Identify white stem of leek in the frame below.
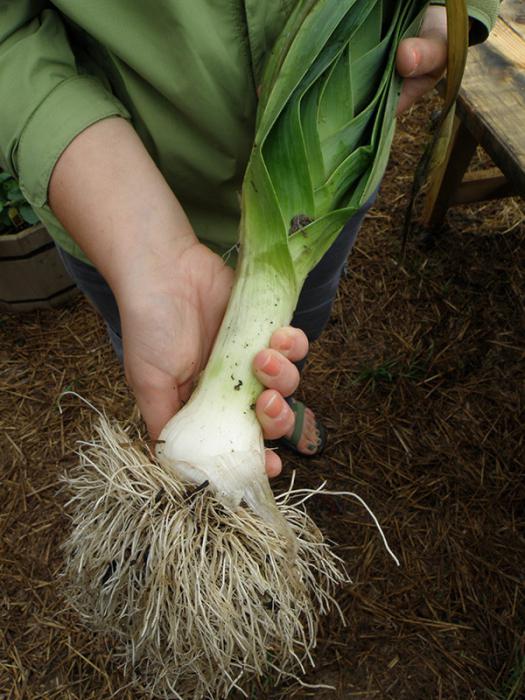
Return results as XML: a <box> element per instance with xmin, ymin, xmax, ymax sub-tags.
<box><xmin>156</xmin><ymin>251</ymin><xmax>299</xmax><ymax>553</ymax></box>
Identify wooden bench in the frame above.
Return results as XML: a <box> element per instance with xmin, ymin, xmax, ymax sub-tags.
<box><xmin>422</xmin><ymin>0</ymin><xmax>525</xmax><ymax>229</ymax></box>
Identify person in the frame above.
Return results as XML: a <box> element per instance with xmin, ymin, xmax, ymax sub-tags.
<box><xmin>0</xmin><ymin>1</ymin><xmax>499</xmax><ymax>477</ymax></box>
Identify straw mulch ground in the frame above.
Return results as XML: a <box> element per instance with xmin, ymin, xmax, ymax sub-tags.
<box><xmin>1</xmin><ymin>96</ymin><xmax>524</xmax><ymax>700</ymax></box>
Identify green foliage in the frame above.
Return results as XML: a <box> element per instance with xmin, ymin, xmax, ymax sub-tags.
<box><xmin>355</xmin><ymin>358</ymin><xmax>427</xmax><ymax>387</ymax></box>
<box><xmin>0</xmin><ymin>172</ymin><xmax>39</xmax><ymax>235</ymax></box>
<box><xmin>246</xmin><ymin>0</ymin><xmax>432</xmax><ymax>288</ymax></box>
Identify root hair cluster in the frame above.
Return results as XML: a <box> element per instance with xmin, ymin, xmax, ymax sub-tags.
<box><xmin>63</xmin><ymin>418</ymin><xmax>347</xmax><ymax>699</ymax></box>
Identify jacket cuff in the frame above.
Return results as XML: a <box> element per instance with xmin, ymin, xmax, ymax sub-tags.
<box><xmin>430</xmin><ymin>1</ymin><xmax>499</xmax><ymax>45</ymax></box>
<box><xmin>16</xmin><ymin>75</ymin><xmax>130</xmax><ymax>208</ymax></box>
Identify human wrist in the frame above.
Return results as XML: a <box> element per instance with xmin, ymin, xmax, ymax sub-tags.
<box><xmin>111</xmin><ymin>229</ymin><xmax>199</xmax><ymax>306</ymax></box>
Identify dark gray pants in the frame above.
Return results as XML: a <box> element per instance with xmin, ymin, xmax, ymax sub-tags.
<box><xmin>58</xmin><ymin>197</ymin><xmax>375</xmax><ymax>364</ymax></box>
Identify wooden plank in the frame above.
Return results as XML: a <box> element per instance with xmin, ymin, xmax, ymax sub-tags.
<box><xmin>422</xmin><ymin>7</ymin><xmax>524</xmax><ymax>230</ymax></box>
<box><xmin>501</xmin><ymin>0</ymin><xmax>525</xmax><ymax>43</ymax></box>
<box><xmin>491</xmin><ymin>14</ymin><xmax>525</xmax><ymax>68</ymax></box>
<box><xmin>456</xmin><ymin>15</ymin><xmax>525</xmax><ymax>194</ymax></box>
<box><xmin>452</xmin><ymin>169</ymin><xmax>517</xmax><ymax>204</ymax></box>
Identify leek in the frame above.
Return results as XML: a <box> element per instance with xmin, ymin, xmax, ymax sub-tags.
<box><xmin>157</xmin><ymin>0</ymin><xmax>428</xmax><ymax>543</ymax></box>
<box><xmin>64</xmin><ymin>1</ymin><xmax>468</xmax><ymax>698</ymax></box>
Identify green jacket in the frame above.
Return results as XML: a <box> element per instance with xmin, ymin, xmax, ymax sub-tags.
<box><xmin>0</xmin><ymin>1</ymin><xmax>500</xmax><ymax>264</ymax></box>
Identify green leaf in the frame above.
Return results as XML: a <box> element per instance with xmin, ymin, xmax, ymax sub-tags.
<box><xmin>321</xmin><ymin>102</ymin><xmax>376</xmax><ymax>176</ymax></box>
<box><xmin>317</xmin><ymin>45</ymin><xmax>354</xmax><ymax>140</ymax></box>
<box><xmin>299</xmin><ymin>82</ymin><xmax>325</xmax><ymax>191</ymax></box>
<box><xmin>315</xmin><ymin>145</ymin><xmax>372</xmax><ymax>212</ymax></box>
<box><xmin>8</xmin><ymin>192</ymin><xmax>26</xmax><ymax>208</ymax></box>
<box><xmin>308</xmin><ymin>0</ymin><xmax>379</xmax><ymax>141</ymax></box>
<box><xmin>351</xmin><ymin>29</ymin><xmax>392</xmax><ymax>115</ymax></box>
<box><xmin>19</xmin><ymin>204</ymin><xmax>39</xmax><ymax>225</ymax></box>
<box><xmin>257</xmin><ymin>0</ymin><xmax>358</xmax><ymax>143</ymax></box>
<box><xmin>349</xmin><ymin>0</ymin><xmax>382</xmax><ymax>59</ymax></box>
<box><xmin>242</xmin><ymin>148</ymin><xmax>290</xmax><ymax>267</ymax></box>
<box><xmin>263</xmin><ymin>96</ymin><xmax>315</xmax><ymax>227</ymax></box>
<box><xmin>288</xmin><ymin>207</ymin><xmax>358</xmax><ymax>279</ymax></box>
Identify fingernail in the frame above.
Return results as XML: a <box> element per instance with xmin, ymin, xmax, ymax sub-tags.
<box><xmin>407</xmin><ymin>48</ymin><xmax>419</xmax><ymax>77</ymax></box>
<box><xmin>263</xmin><ymin>393</ymin><xmax>281</xmax><ymax>418</ymax></box>
<box><xmin>259</xmin><ymin>353</ymin><xmax>280</xmax><ymax>377</ymax></box>
<box><xmin>279</xmin><ymin>341</ymin><xmax>293</xmax><ymax>355</ymax></box>
<box><xmin>275</xmin><ymin>330</ymin><xmax>293</xmax><ymax>352</ymax></box>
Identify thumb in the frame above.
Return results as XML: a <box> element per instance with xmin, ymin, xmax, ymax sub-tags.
<box><xmin>397</xmin><ymin>35</ymin><xmax>448</xmax><ymax>79</ymax></box>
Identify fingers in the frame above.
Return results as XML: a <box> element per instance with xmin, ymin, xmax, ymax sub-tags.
<box><xmin>397</xmin><ymin>74</ymin><xmax>440</xmax><ymax>116</ymax></box>
<box><xmin>269</xmin><ymin>326</ymin><xmax>309</xmax><ymax>362</ymax></box>
<box><xmin>253</xmin><ymin>326</ymin><xmax>308</xmax><ymax>396</ymax></box>
<box><xmin>252</xmin><ymin>349</ymin><xmax>301</xmax><ymax>397</ymax></box>
<box><xmin>252</xmin><ymin>326</ymin><xmax>308</xmax><ymax>397</ymax></box>
<box><xmin>264</xmin><ymin>448</ymin><xmax>282</xmax><ymax>478</ymax></box>
<box><xmin>396</xmin><ymin>35</ymin><xmax>448</xmax><ymax>115</ymax></box>
<box><xmin>397</xmin><ymin>4</ymin><xmax>447</xmax><ymax>81</ymax></box>
<box><xmin>395</xmin><ymin>4</ymin><xmax>448</xmax><ymax>116</ymax></box>
<box><xmin>396</xmin><ymin>36</ymin><xmax>448</xmax><ymax>80</ymax></box>
<box><xmin>252</xmin><ymin>326</ymin><xmax>307</xmax><ymax>443</ymax></box>
<box><xmin>255</xmin><ymin>389</ymin><xmax>295</xmax><ymax>440</ymax></box>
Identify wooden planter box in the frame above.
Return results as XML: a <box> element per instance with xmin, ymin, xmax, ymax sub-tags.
<box><xmin>0</xmin><ymin>223</ymin><xmax>78</xmax><ymax>313</ymax></box>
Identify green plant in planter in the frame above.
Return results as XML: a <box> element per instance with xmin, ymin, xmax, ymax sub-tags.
<box><xmin>0</xmin><ymin>172</ymin><xmax>39</xmax><ymax>234</ymax></box>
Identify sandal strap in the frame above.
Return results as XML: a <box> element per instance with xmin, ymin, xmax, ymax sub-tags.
<box><xmin>287</xmin><ymin>398</ymin><xmax>305</xmax><ymax>447</ymax></box>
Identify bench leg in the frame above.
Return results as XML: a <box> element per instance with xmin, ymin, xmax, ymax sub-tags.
<box><xmin>453</xmin><ymin>168</ymin><xmax>517</xmax><ymax>204</ymax></box>
<box><xmin>421</xmin><ymin>114</ymin><xmax>478</xmax><ymax>231</ymax></box>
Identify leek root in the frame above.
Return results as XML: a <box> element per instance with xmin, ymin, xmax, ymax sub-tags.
<box><xmin>64</xmin><ymin>420</ymin><xmax>346</xmax><ymax>699</ymax></box>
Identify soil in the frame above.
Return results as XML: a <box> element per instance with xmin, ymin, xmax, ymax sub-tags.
<box><xmin>1</xmin><ymin>95</ymin><xmax>523</xmax><ymax>699</ymax></box>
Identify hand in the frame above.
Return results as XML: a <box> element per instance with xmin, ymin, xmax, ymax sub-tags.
<box><xmin>396</xmin><ymin>5</ymin><xmax>448</xmax><ymax>115</ymax></box>
<box><xmin>253</xmin><ymin>326</ymin><xmax>309</xmax><ymax>478</ymax></box>
<box><xmin>117</xmin><ymin>240</ymin><xmax>233</xmax><ymax>439</ymax></box>
<box><xmin>117</xmin><ymin>240</ymin><xmax>308</xmax><ymax>479</ymax></box>
<box><xmin>48</xmin><ymin>117</ymin><xmax>308</xmax><ymax>479</ymax></box>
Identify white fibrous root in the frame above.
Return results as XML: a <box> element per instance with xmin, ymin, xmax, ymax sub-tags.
<box><xmin>62</xmin><ymin>417</ymin><xmax>347</xmax><ymax>699</ymax></box>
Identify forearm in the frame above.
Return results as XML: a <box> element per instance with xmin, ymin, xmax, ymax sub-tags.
<box><xmin>48</xmin><ymin>117</ymin><xmax>197</xmax><ymax>300</ymax></box>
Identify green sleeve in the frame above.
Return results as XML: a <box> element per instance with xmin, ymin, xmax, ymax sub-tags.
<box><xmin>0</xmin><ymin>1</ymin><xmax>130</xmax><ymax>209</ymax></box>
<box><xmin>431</xmin><ymin>0</ymin><xmax>501</xmax><ymax>45</ymax></box>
